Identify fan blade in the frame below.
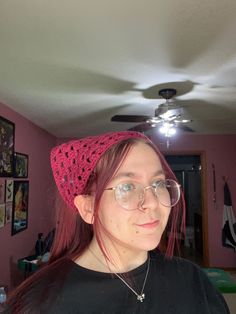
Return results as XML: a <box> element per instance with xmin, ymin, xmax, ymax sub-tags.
<box><xmin>178</xmin><ymin>125</ymin><xmax>195</xmax><ymax>132</ymax></box>
<box><xmin>111</xmin><ymin>115</ymin><xmax>151</xmax><ymax>123</ymax></box>
<box><xmin>128</xmin><ymin>123</ymin><xmax>153</xmax><ymax>132</ymax></box>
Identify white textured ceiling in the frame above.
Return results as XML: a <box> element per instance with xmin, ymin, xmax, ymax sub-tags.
<box><xmin>1</xmin><ymin>0</ymin><xmax>236</xmax><ymax>138</ymax></box>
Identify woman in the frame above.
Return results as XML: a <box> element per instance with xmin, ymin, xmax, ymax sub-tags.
<box><xmin>7</xmin><ymin>131</ymin><xmax>229</xmax><ymax>313</ymax></box>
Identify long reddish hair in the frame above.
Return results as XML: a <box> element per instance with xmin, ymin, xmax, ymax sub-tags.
<box><xmin>7</xmin><ymin>137</ymin><xmax>185</xmax><ymax>312</ymax></box>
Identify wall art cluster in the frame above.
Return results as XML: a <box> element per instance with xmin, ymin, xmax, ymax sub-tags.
<box><xmin>0</xmin><ymin>116</ymin><xmax>29</xmax><ymax>235</ymax></box>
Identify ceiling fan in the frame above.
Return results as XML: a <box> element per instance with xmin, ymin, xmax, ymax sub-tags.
<box><xmin>111</xmin><ymin>88</ymin><xmax>194</xmax><ymax>136</ymax></box>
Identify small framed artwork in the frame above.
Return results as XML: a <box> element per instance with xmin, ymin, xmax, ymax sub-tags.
<box><xmin>12</xmin><ymin>180</ymin><xmax>29</xmax><ymax>235</ymax></box>
<box><xmin>5</xmin><ymin>179</ymin><xmax>13</xmax><ymax>202</ymax></box>
<box><xmin>0</xmin><ymin>116</ymin><xmax>15</xmax><ymax>177</ymax></box>
<box><xmin>14</xmin><ymin>153</ymin><xmax>29</xmax><ymax>178</ymax></box>
<box><xmin>0</xmin><ymin>179</ymin><xmax>5</xmax><ymax>203</ymax></box>
<box><xmin>5</xmin><ymin>202</ymin><xmax>12</xmax><ymax>223</ymax></box>
<box><xmin>0</xmin><ymin>204</ymin><xmax>5</xmax><ymax>228</ymax></box>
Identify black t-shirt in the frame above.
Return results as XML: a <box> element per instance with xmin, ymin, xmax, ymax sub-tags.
<box><xmin>9</xmin><ymin>251</ymin><xmax>230</xmax><ymax>314</ymax></box>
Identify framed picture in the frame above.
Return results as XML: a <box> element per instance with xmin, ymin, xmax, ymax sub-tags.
<box><xmin>14</xmin><ymin>153</ymin><xmax>28</xmax><ymax>178</ymax></box>
<box><xmin>5</xmin><ymin>202</ymin><xmax>12</xmax><ymax>223</ymax></box>
<box><xmin>0</xmin><ymin>179</ymin><xmax>5</xmax><ymax>203</ymax></box>
<box><xmin>12</xmin><ymin>180</ymin><xmax>29</xmax><ymax>235</ymax></box>
<box><xmin>0</xmin><ymin>116</ymin><xmax>15</xmax><ymax>177</ymax></box>
<box><xmin>5</xmin><ymin>179</ymin><xmax>13</xmax><ymax>202</ymax></box>
<box><xmin>0</xmin><ymin>204</ymin><xmax>5</xmax><ymax>228</ymax></box>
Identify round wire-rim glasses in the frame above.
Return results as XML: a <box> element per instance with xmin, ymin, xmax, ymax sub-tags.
<box><xmin>104</xmin><ymin>179</ymin><xmax>181</xmax><ymax>210</ymax></box>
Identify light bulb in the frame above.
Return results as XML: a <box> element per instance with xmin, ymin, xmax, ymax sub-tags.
<box><xmin>159</xmin><ymin>126</ymin><xmax>167</xmax><ymax>134</ymax></box>
<box><xmin>159</xmin><ymin>124</ymin><xmax>176</xmax><ymax>137</ymax></box>
<box><xmin>169</xmin><ymin>127</ymin><xmax>176</xmax><ymax>135</ymax></box>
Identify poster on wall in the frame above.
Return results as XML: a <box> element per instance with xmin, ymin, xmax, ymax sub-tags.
<box><xmin>14</xmin><ymin>153</ymin><xmax>28</xmax><ymax>178</ymax></box>
<box><xmin>5</xmin><ymin>179</ymin><xmax>13</xmax><ymax>202</ymax></box>
<box><xmin>12</xmin><ymin>180</ymin><xmax>29</xmax><ymax>235</ymax></box>
<box><xmin>0</xmin><ymin>204</ymin><xmax>5</xmax><ymax>228</ymax></box>
<box><xmin>0</xmin><ymin>116</ymin><xmax>15</xmax><ymax>177</ymax></box>
<box><xmin>5</xmin><ymin>202</ymin><xmax>12</xmax><ymax>223</ymax></box>
<box><xmin>0</xmin><ymin>179</ymin><xmax>5</xmax><ymax>203</ymax></box>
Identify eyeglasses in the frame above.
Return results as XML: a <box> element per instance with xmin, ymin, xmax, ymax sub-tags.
<box><xmin>104</xmin><ymin>179</ymin><xmax>181</xmax><ymax>210</ymax></box>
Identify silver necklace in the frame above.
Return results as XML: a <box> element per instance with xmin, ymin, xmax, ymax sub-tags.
<box><xmin>88</xmin><ymin>248</ymin><xmax>150</xmax><ymax>303</ymax></box>
<box><xmin>114</xmin><ymin>255</ymin><xmax>150</xmax><ymax>302</ymax></box>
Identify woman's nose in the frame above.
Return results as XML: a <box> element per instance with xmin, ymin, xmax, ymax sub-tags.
<box><xmin>139</xmin><ymin>186</ymin><xmax>159</xmax><ymax>211</ymax></box>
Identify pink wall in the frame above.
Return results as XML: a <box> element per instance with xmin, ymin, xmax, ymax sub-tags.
<box><xmin>0</xmin><ymin>103</ymin><xmax>57</xmax><ymax>290</ymax></box>
<box><xmin>149</xmin><ymin>131</ymin><xmax>236</xmax><ymax>268</ymax></box>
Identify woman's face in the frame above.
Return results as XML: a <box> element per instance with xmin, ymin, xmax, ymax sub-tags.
<box><xmin>97</xmin><ymin>142</ymin><xmax>171</xmax><ymax>254</ymax></box>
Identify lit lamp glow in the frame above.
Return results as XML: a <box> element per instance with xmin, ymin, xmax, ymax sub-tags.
<box><xmin>159</xmin><ymin>122</ymin><xmax>176</xmax><ymax>137</ymax></box>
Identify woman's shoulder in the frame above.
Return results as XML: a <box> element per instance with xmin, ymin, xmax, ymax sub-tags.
<box><xmin>149</xmin><ymin>250</ymin><xmax>229</xmax><ymax>313</ymax></box>
<box><xmin>150</xmin><ymin>250</ymin><xmax>208</xmax><ymax>279</ymax></box>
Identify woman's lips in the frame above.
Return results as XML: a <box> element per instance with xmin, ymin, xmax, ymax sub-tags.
<box><xmin>136</xmin><ymin>220</ymin><xmax>160</xmax><ymax>228</ymax></box>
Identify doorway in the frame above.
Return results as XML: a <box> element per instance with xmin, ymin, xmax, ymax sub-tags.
<box><xmin>165</xmin><ymin>154</ymin><xmax>205</xmax><ymax>266</ymax></box>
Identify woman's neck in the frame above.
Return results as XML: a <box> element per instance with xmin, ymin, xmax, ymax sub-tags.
<box><xmin>75</xmin><ymin>237</ymin><xmax>148</xmax><ymax>273</ymax></box>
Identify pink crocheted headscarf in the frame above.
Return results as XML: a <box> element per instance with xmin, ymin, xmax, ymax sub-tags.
<box><xmin>51</xmin><ymin>131</ymin><xmax>147</xmax><ymax>210</ymax></box>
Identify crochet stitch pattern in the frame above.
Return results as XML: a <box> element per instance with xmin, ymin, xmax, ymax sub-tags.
<box><xmin>50</xmin><ymin>131</ymin><xmax>147</xmax><ymax>210</ymax></box>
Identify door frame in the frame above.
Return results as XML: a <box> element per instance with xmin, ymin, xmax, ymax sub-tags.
<box><xmin>164</xmin><ymin>150</ymin><xmax>209</xmax><ymax>267</ymax></box>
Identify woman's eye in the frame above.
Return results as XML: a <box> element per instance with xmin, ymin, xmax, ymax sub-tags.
<box><xmin>120</xmin><ymin>183</ymin><xmax>135</xmax><ymax>192</ymax></box>
<box><xmin>153</xmin><ymin>180</ymin><xmax>166</xmax><ymax>189</ymax></box>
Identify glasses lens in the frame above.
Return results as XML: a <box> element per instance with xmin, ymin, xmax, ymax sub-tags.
<box><xmin>155</xmin><ymin>179</ymin><xmax>180</xmax><ymax>207</ymax></box>
<box><xmin>113</xmin><ymin>180</ymin><xmax>180</xmax><ymax>210</ymax></box>
<box><xmin>115</xmin><ymin>183</ymin><xmax>142</xmax><ymax>210</ymax></box>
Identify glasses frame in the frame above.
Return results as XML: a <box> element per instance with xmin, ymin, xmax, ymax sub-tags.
<box><xmin>104</xmin><ymin>179</ymin><xmax>181</xmax><ymax>211</ymax></box>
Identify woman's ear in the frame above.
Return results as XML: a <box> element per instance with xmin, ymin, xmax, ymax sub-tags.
<box><xmin>74</xmin><ymin>195</ymin><xmax>94</xmax><ymax>224</ymax></box>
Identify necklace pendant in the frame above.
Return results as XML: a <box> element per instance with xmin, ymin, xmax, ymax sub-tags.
<box><xmin>137</xmin><ymin>293</ymin><xmax>145</xmax><ymax>302</ymax></box>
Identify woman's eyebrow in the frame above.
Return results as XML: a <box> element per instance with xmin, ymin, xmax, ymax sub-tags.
<box><xmin>153</xmin><ymin>170</ymin><xmax>166</xmax><ymax>177</ymax></box>
<box><xmin>113</xmin><ymin>170</ymin><xmax>165</xmax><ymax>180</ymax></box>
<box><xmin>113</xmin><ymin>172</ymin><xmax>136</xmax><ymax>180</ymax></box>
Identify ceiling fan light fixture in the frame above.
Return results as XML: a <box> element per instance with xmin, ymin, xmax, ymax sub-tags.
<box><xmin>111</xmin><ymin>87</ymin><xmax>194</xmax><ymax>133</ymax></box>
<box><xmin>159</xmin><ymin>111</ymin><xmax>172</xmax><ymax>119</ymax></box>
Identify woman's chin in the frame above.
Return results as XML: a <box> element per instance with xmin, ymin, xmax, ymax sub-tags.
<box><xmin>135</xmin><ymin>237</ymin><xmax>161</xmax><ymax>252</ymax></box>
